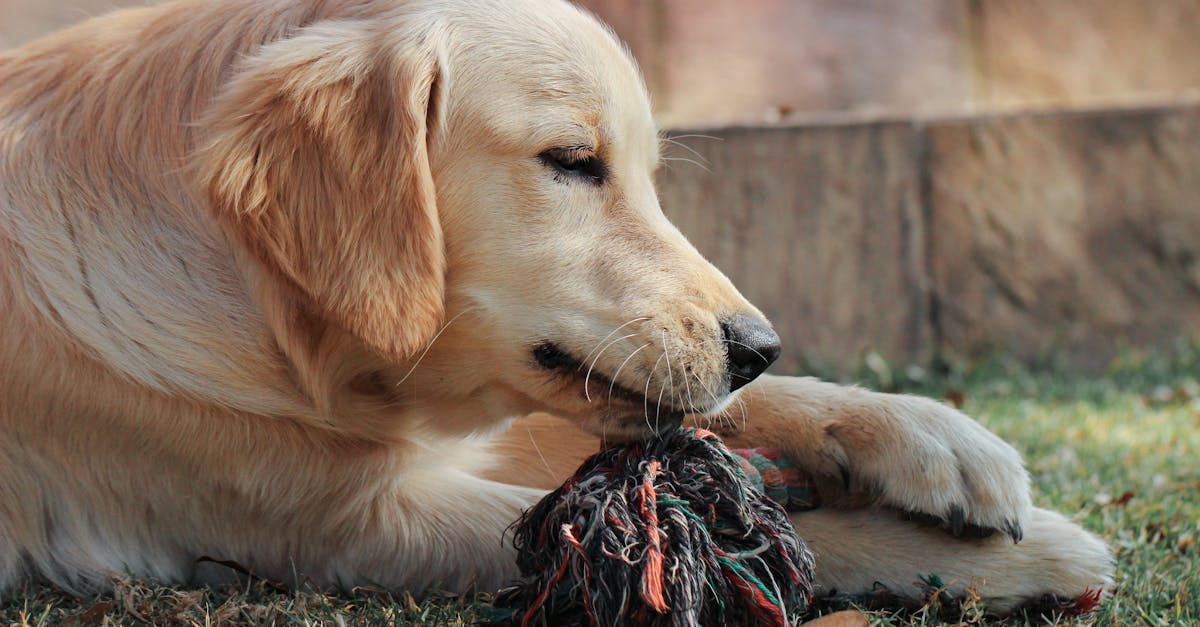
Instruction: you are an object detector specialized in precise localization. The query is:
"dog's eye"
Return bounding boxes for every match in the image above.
[539,147,607,185]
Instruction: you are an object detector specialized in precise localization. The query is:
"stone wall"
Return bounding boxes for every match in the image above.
[927,105,1200,370]
[579,0,1200,127]
[969,1,1200,110]
[660,105,1200,373]
[575,0,971,126]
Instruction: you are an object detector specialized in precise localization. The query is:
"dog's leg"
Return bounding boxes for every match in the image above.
[480,412,601,490]
[0,439,544,596]
[696,374,1113,613]
[791,507,1113,615]
[342,467,545,593]
[700,374,1032,539]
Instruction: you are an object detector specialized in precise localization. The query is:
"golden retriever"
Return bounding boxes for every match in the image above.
[0,0,1111,614]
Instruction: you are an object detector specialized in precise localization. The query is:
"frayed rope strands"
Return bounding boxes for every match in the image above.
[485,428,815,627]
[730,447,819,512]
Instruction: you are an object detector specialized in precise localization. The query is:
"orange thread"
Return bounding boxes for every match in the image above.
[639,460,670,613]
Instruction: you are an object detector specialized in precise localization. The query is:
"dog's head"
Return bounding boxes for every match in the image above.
[198,0,778,441]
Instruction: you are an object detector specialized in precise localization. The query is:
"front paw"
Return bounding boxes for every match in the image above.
[706,376,1033,541]
[818,393,1032,541]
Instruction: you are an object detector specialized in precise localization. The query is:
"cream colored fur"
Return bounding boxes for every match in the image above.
[0,0,1111,613]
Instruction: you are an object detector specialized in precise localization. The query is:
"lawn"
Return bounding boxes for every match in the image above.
[2,346,1197,626]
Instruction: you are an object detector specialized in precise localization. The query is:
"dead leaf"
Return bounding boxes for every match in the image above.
[801,610,870,627]
[1178,535,1195,554]
[944,389,966,409]
[73,601,114,626]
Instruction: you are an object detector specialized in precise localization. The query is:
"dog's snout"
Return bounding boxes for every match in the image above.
[720,314,780,392]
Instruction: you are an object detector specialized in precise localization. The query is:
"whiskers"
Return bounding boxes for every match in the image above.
[606,342,652,405]
[661,335,751,436]
[583,317,650,402]
[589,320,749,438]
[658,134,716,173]
[636,332,733,435]
[394,306,477,387]
[656,330,676,431]
[644,351,667,431]
[700,376,749,434]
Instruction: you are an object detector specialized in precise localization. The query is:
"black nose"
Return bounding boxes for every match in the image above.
[720,314,781,392]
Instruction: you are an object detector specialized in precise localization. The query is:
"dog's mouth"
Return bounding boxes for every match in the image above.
[531,341,688,428]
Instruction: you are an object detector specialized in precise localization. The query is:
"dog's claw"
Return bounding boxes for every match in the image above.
[1006,519,1024,544]
[903,508,1011,539]
[948,504,965,536]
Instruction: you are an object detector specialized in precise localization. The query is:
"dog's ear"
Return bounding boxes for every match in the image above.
[197,23,444,364]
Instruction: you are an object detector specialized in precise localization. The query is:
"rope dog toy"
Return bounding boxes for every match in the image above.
[486,428,815,627]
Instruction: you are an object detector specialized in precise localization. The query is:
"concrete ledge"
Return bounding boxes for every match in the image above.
[661,104,1200,372]
[928,105,1200,370]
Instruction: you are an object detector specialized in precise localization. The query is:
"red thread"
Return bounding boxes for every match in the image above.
[638,460,670,613]
[523,548,572,627]
[1067,587,1104,616]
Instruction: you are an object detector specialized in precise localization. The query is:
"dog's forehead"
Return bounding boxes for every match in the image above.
[437,0,657,160]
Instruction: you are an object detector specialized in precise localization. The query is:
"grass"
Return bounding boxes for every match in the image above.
[841,343,1200,625]
[2,345,1198,626]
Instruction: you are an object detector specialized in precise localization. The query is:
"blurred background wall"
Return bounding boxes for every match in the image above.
[578,0,1200,127]
[0,0,148,49]
[4,0,1199,375]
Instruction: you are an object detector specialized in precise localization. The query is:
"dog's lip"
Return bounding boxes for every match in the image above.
[532,341,585,372]
[531,341,689,415]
